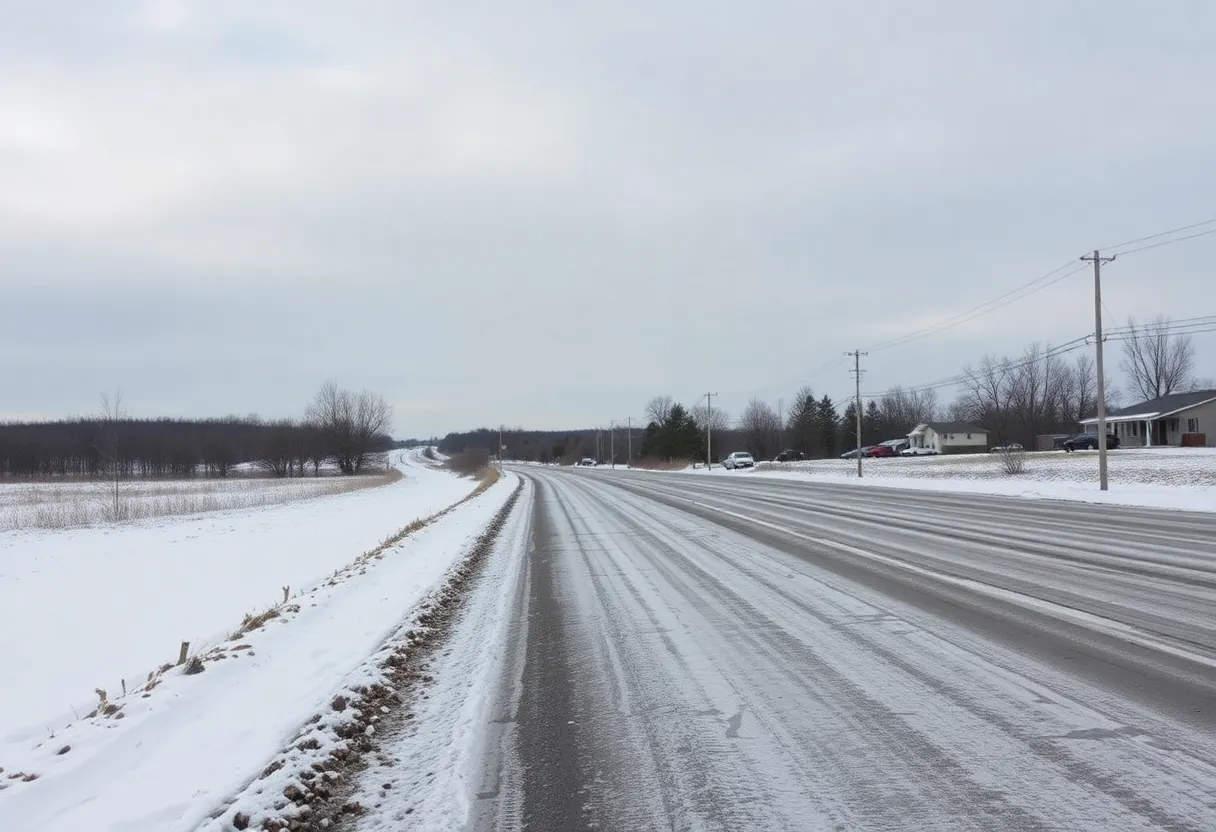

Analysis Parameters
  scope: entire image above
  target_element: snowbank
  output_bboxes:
[0,467,517,832]
[658,448,1216,512]
[0,451,469,742]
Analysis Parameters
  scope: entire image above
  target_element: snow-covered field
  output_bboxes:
[0,450,516,831]
[0,452,467,746]
[0,471,395,531]
[674,447,1216,512]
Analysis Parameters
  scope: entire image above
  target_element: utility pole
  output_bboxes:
[777,398,784,450]
[846,350,867,478]
[610,420,616,469]
[596,427,601,466]
[498,425,504,473]
[627,417,633,467]
[704,392,718,470]
[1081,249,1116,491]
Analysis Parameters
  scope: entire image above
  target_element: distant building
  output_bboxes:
[1080,389,1216,447]
[906,422,988,454]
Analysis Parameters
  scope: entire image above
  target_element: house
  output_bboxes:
[906,422,988,454]
[1080,389,1216,447]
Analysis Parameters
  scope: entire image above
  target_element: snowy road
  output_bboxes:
[473,468,1216,831]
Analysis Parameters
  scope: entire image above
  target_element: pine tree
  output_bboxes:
[817,395,838,457]
[864,400,881,445]
[786,390,817,454]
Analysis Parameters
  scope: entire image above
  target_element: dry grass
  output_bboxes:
[630,458,694,471]
[0,469,401,532]
[444,449,491,477]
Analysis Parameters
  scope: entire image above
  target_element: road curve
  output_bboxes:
[473,467,1216,832]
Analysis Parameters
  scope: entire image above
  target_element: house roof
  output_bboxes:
[908,421,987,435]
[1080,389,1216,425]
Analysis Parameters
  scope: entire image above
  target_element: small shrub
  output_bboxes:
[997,449,1027,475]
[445,449,491,477]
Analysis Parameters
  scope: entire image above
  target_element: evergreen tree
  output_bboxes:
[864,400,881,445]
[640,402,702,461]
[817,395,838,457]
[786,389,818,455]
[840,400,861,452]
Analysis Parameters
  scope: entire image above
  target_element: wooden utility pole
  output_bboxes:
[846,350,867,478]
[704,392,718,470]
[777,398,784,450]
[627,417,633,467]
[1081,250,1116,491]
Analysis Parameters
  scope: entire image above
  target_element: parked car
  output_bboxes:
[989,442,1024,453]
[900,446,940,456]
[723,451,755,469]
[578,457,597,466]
[841,447,873,459]
[1062,433,1120,452]
[867,445,898,458]
[775,449,806,462]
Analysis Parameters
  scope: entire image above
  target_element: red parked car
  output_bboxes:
[867,445,897,458]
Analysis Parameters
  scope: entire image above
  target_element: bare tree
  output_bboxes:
[1191,377,1216,392]
[876,385,939,436]
[739,398,781,460]
[1006,343,1070,444]
[96,391,129,521]
[306,382,393,474]
[645,396,675,427]
[1120,315,1195,401]
[956,355,1014,440]
[691,402,731,434]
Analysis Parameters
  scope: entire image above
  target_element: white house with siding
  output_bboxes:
[906,422,988,454]
[1080,389,1216,447]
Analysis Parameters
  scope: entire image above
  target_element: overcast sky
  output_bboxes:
[3,1,1215,437]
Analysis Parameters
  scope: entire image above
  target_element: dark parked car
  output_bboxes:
[1062,433,1120,452]
[775,449,806,462]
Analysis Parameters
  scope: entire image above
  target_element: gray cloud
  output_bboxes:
[2,1,1214,434]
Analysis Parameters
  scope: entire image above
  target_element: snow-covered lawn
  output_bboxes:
[0,452,516,832]
[673,447,1216,512]
[0,471,396,531]
[0,451,468,744]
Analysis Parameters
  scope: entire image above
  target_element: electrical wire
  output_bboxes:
[860,261,1084,354]
[1101,216,1216,253]
[860,318,1216,397]
[1108,227,1216,258]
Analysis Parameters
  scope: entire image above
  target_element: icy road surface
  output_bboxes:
[470,468,1216,832]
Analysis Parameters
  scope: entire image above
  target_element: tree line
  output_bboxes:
[641,314,1209,460]
[0,382,393,480]
[436,314,1210,465]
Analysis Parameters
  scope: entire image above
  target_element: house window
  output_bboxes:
[1189,417,1200,433]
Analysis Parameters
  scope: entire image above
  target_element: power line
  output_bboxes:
[861,336,1095,396]
[1109,226,1216,258]
[862,261,1085,353]
[859,317,1216,398]
[1101,216,1216,252]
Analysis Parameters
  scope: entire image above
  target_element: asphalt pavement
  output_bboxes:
[473,467,1216,831]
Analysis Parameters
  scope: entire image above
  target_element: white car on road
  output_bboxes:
[722,452,755,470]
[900,446,940,456]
